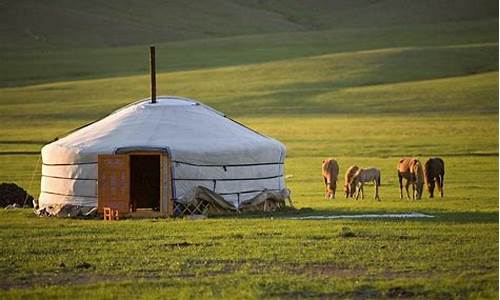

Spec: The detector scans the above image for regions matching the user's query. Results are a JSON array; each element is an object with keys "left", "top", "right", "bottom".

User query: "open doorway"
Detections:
[{"left": 130, "top": 154, "right": 161, "bottom": 211}]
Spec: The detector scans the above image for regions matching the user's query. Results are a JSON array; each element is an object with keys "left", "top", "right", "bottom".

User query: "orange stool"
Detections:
[{"left": 103, "top": 207, "right": 119, "bottom": 221}]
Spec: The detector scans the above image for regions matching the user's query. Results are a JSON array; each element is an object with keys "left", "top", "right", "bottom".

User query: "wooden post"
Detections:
[
  {"left": 166, "top": 157, "right": 174, "bottom": 217},
  {"left": 150, "top": 46, "right": 156, "bottom": 104}
]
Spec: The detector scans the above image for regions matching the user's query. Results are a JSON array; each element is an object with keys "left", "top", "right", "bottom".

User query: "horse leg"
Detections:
[
  {"left": 405, "top": 181, "right": 411, "bottom": 199},
  {"left": 361, "top": 183, "right": 364, "bottom": 199},
  {"left": 438, "top": 175, "right": 444, "bottom": 197},
  {"left": 398, "top": 173, "right": 403, "bottom": 199},
  {"left": 374, "top": 179, "right": 380, "bottom": 201},
  {"left": 323, "top": 177, "right": 328, "bottom": 199},
  {"left": 429, "top": 179, "right": 435, "bottom": 198},
  {"left": 332, "top": 182, "right": 336, "bottom": 199},
  {"left": 434, "top": 178, "right": 439, "bottom": 198},
  {"left": 355, "top": 183, "right": 361, "bottom": 200},
  {"left": 410, "top": 182, "right": 415, "bottom": 200}
]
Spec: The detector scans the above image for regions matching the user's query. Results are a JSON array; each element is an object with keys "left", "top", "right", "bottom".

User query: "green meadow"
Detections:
[{"left": 0, "top": 1, "right": 498, "bottom": 299}]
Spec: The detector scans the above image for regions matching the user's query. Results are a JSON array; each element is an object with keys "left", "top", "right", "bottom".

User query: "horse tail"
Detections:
[{"left": 439, "top": 158, "right": 445, "bottom": 176}]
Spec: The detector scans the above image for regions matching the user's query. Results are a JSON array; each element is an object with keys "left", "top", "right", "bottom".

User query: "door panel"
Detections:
[{"left": 98, "top": 154, "right": 130, "bottom": 213}]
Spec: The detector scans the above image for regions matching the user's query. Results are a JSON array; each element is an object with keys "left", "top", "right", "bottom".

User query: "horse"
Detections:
[
  {"left": 322, "top": 158, "right": 339, "bottom": 199},
  {"left": 397, "top": 158, "right": 424, "bottom": 200},
  {"left": 424, "top": 157, "right": 445, "bottom": 198},
  {"left": 343, "top": 165, "right": 359, "bottom": 198},
  {"left": 350, "top": 168, "right": 381, "bottom": 201}
]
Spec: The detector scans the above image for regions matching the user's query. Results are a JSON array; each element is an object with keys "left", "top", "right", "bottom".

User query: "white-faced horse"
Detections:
[{"left": 350, "top": 168, "right": 381, "bottom": 201}]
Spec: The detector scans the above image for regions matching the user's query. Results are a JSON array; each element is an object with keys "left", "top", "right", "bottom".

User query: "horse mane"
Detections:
[
  {"left": 413, "top": 160, "right": 422, "bottom": 171},
  {"left": 352, "top": 168, "right": 363, "bottom": 179},
  {"left": 346, "top": 165, "right": 359, "bottom": 175},
  {"left": 413, "top": 161, "right": 424, "bottom": 184}
]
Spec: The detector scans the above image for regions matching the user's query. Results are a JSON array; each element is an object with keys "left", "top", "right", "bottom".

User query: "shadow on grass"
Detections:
[
  {"left": 211, "top": 207, "right": 499, "bottom": 224},
  {"left": 11, "top": 207, "right": 498, "bottom": 224}
]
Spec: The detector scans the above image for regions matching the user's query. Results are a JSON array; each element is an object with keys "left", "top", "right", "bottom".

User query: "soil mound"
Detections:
[{"left": 0, "top": 183, "right": 34, "bottom": 208}]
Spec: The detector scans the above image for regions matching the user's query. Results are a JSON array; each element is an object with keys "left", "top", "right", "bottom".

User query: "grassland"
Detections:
[{"left": 0, "top": 0, "right": 498, "bottom": 299}]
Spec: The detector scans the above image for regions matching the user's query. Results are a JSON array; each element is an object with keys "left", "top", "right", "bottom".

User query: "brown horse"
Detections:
[
  {"left": 322, "top": 158, "right": 339, "bottom": 199},
  {"left": 344, "top": 165, "right": 359, "bottom": 198},
  {"left": 397, "top": 158, "right": 424, "bottom": 200},
  {"left": 424, "top": 158, "right": 445, "bottom": 198}
]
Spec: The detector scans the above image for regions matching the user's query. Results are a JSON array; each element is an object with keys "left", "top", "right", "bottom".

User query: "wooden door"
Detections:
[{"left": 98, "top": 154, "right": 130, "bottom": 213}]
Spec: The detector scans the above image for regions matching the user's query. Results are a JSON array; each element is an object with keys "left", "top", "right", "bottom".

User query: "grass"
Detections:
[
  {"left": 0, "top": 0, "right": 498, "bottom": 299},
  {"left": 0, "top": 209, "right": 497, "bottom": 299}
]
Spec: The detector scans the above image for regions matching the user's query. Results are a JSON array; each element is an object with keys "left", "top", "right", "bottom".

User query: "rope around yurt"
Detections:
[{"left": 24, "top": 154, "right": 41, "bottom": 207}]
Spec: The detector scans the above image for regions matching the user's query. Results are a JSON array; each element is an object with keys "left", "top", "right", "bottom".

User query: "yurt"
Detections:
[{"left": 39, "top": 96, "right": 287, "bottom": 216}]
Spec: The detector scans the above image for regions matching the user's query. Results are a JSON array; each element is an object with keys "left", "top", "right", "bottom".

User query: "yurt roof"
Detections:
[{"left": 41, "top": 96, "right": 285, "bottom": 166}]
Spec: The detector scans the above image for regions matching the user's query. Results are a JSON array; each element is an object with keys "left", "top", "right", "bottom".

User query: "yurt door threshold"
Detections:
[{"left": 97, "top": 151, "right": 172, "bottom": 218}]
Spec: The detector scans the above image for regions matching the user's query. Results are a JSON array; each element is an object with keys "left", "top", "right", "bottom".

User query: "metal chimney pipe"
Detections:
[{"left": 150, "top": 46, "right": 156, "bottom": 104}]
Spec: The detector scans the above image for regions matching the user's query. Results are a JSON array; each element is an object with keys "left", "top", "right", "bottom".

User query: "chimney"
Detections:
[{"left": 150, "top": 46, "right": 156, "bottom": 104}]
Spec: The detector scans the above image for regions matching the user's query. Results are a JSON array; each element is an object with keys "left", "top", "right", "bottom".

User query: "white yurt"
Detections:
[{"left": 39, "top": 96, "right": 286, "bottom": 216}]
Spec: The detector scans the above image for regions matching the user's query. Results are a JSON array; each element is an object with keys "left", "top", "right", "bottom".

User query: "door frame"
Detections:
[{"left": 98, "top": 149, "right": 174, "bottom": 217}]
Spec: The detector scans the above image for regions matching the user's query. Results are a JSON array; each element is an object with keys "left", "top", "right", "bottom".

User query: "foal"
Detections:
[{"left": 350, "top": 168, "right": 381, "bottom": 201}]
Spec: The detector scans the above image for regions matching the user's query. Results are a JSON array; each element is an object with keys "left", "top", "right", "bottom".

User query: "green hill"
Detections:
[
  {"left": 2, "top": 0, "right": 497, "bottom": 50},
  {"left": 0, "top": 0, "right": 301, "bottom": 50},
  {"left": 0, "top": 0, "right": 497, "bottom": 86}
]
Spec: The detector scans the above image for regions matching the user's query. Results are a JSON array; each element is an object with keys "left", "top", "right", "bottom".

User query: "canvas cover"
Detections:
[
  {"left": 175, "top": 186, "right": 292, "bottom": 216},
  {"left": 39, "top": 97, "right": 286, "bottom": 208}
]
